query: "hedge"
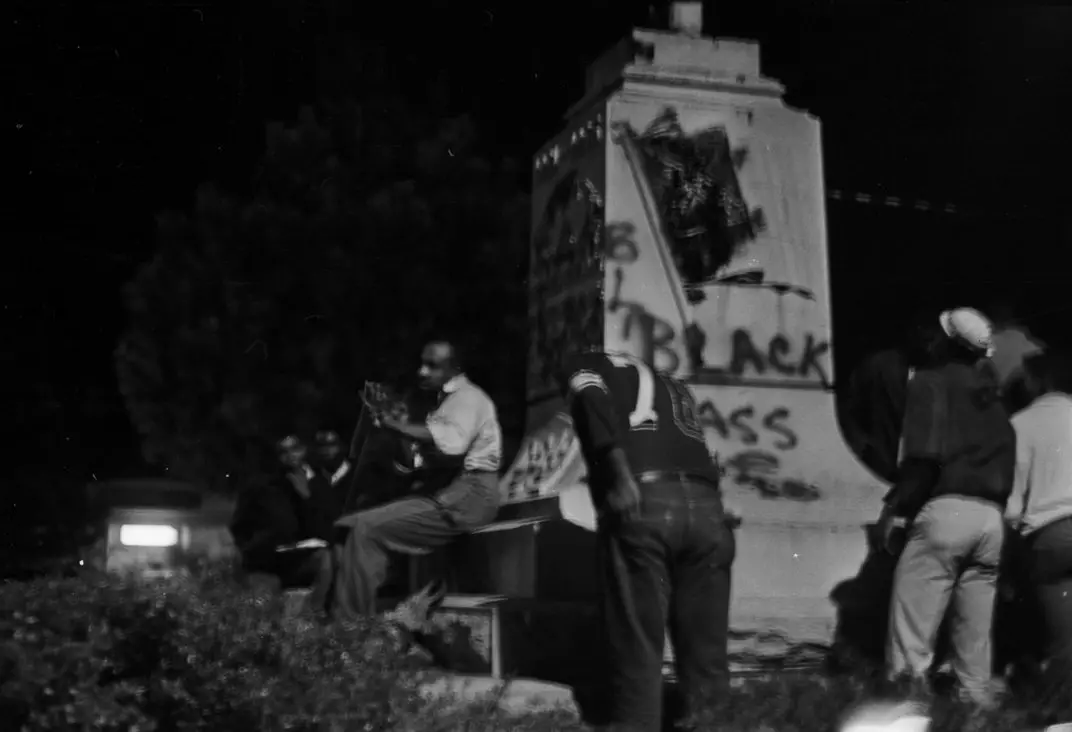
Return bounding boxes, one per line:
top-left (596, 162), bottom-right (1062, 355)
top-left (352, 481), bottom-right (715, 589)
top-left (0, 565), bottom-right (1068, 731)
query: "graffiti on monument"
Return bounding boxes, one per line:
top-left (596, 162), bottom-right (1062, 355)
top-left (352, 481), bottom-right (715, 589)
top-left (698, 398), bottom-right (820, 502)
top-left (528, 169), bottom-right (605, 397)
top-left (604, 220), bottom-right (706, 374)
top-left (502, 414), bottom-right (578, 502)
top-left (606, 106), bottom-right (827, 387)
top-left (623, 106), bottom-right (767, 301)
top-left (705, 328), bottom-right (832, 387)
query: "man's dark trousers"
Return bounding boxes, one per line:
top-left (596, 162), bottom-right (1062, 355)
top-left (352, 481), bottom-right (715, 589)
top-left (598, 476), bottom-right (736, 732)
top-left (1027, 515), bottom-right (1072, 701)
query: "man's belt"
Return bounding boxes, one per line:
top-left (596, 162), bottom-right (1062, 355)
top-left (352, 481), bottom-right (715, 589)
top-left (635, 470), bottom-right (720, 489)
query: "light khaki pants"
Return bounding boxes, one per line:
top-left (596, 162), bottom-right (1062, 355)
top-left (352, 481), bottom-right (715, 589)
top-left (888, 496), bottom-right (1004, 702)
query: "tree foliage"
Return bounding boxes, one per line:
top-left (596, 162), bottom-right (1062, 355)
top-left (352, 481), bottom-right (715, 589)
top-left (116, 66), bottom-right (529, 490)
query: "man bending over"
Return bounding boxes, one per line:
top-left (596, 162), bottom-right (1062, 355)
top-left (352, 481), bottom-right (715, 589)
top-left (563, 350), bottom-right (735, 732)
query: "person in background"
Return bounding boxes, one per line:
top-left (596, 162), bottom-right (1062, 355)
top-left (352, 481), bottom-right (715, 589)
top-left (831, 310), bottom-right (966, 671)
top-left (313, 339), bottom-right (502, 621)
top-left (229, 434), bottom-right (341, 592)
top-left (1005, 348), bottom-right (1072, 705)
top-left (562, 350), bottom-right (734, 732)
top-left (313, 429), bottom-right (352, 498)
top-left (987, 304), bottom-right (1047, 415)
top-left (841, 310), bottom-right (950, 484)
top-left (880, 307), bottom-right (1016, 706)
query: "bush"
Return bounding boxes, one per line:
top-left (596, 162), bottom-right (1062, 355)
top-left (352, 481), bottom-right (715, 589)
top-left (0, 564), bottom-right (437, 731)
top-left (1, 565), bottom-right (1068, 731)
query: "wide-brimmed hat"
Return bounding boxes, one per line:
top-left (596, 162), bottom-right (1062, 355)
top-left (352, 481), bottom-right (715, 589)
top-left (939, 307), bottom-right (994, 357)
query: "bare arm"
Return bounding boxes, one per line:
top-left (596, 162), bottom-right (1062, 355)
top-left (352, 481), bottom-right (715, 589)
top-left (380, 417), bottom-right (435, 445)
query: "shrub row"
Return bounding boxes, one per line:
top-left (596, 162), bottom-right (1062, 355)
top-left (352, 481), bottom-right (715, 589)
top-left (1, 565), bottom-right (1068, 731)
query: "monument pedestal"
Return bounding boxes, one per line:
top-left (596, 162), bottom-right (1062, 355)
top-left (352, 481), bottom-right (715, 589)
top-left (466, 1), bottom-right (888, 678)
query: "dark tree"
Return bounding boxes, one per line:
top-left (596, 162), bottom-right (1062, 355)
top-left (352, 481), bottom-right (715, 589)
top-left (116, 71), bottom-right (529, 491)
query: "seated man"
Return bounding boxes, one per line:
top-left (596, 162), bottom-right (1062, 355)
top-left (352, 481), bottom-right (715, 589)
top-left (230, 434), bottom-right (343, 593)
top-left (313, 428), bottom-right (353, 491)
top-left (310, 339), bottom-right (502, 621)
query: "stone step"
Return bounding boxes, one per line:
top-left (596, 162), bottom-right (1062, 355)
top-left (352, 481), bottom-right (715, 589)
top-left (422, 594), bottom-right (599, 684)
top-left (423, 593), bottom-right (827, 684)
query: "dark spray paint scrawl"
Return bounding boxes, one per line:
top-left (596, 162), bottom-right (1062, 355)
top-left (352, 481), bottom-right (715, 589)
top-left (625, 107), bottom-right (767, 302)
top-left (696, 399), bottom-right (821, 502)
top-left (529, 171), bottom-right (605, 394)
top-left (532, 170), bottom-right (605, 290)
top-left (723, 450), bottom-right (821, 502)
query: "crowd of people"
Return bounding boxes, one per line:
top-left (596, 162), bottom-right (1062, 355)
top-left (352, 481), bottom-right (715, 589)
top-left (846, 307), bottom-right (1071, 713)
top-left (228, 430), bottom-right (352, 593)
top-left (225, 320), bottom-right (1071, 731)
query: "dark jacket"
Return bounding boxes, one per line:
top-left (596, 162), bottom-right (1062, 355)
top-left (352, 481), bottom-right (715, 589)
top-left (841, 349), bottom-right (911, 483)
top-left (886, 362), bottom-right (1016, 519)
top-left (229, 467), bottom-right (342, 575)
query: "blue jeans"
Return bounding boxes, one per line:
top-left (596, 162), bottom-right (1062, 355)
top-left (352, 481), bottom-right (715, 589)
top-left (597, 478), bottom-right (736, 732)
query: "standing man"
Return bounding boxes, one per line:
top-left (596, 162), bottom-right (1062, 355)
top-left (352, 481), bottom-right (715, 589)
top-left (1005, 349), bottom-right (1072, 706)
top-left (314, 340), bottom-right (502, 621)
top-left (562, 350), bottom-right (734, 732)
top-left (881, 308), bottom-right (1016, 706)
top-left (840, 309), bottom-right (952, 484)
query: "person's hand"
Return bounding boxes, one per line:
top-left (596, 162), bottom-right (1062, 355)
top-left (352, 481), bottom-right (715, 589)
top-left (878, 504), bottom-right (907, 555)
top-left (599, 447), bottom-right (642, 524)
top-left (380, 413), bottom-right (404, 432)
top-left (604, 472), bottom-right (642, 521)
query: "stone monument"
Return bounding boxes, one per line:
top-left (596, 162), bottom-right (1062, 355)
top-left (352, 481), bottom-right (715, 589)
top-left (443, 1), bottom-right (888, 677)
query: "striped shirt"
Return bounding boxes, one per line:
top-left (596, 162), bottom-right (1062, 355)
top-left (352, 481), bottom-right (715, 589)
top-left (426, 374), bottom-right (502, 472)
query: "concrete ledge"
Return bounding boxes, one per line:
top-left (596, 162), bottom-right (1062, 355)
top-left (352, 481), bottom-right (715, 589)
top-left (418, 674), bottom-right (580, 718)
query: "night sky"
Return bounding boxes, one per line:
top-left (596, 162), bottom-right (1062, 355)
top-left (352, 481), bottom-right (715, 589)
top-left (8, 0), bottom-right (1071, 484)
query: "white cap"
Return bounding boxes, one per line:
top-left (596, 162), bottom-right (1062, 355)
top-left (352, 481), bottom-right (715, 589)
top-left (939, 307), bottom-right (994, 357)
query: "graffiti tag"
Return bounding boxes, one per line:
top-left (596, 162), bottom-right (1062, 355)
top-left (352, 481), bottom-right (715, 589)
top-left (604, 221), bottom-right (694, 374)
top-left (528, 286), bottom-right (604, 395)
top-left (626, 107), bottom-right (767, 289)
top-left (704, 329), bottom-right (830, 386)
top-left (723, 449), bottom-right (821, 502)
top-left (504, 426), bottom-right (577, 501)
top-left (606, 268), bottom-right (681, 374)
top-left (531, 172), bottom-right (604, 291)
top-left (697, 400), bottom-right (798, 450)
top-left (528, 169), bottom-right (605, 396)
top-left (696, 400), bottom-right (818, 501)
